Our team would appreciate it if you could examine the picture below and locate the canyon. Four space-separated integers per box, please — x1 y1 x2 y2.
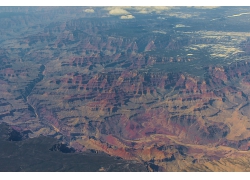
1 6 250 171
